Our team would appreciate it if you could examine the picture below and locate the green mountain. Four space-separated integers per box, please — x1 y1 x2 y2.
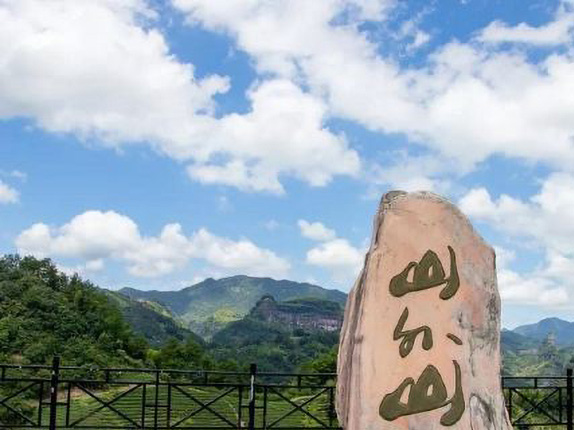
500 329 539 355
119 276 347 338
209 296 342 372
106 291 203 347
514 317 574 345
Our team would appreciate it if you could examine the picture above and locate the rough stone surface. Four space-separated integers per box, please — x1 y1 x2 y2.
336 191 511 430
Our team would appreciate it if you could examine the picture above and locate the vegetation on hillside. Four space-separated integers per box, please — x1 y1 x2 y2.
106 290 203 347
0 255 210 370
4 253 574 379
209 305 340 373
120 275 347 338
0 255 147 366
0 255 342 374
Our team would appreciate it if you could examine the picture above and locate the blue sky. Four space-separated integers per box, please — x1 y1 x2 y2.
1 0 574 328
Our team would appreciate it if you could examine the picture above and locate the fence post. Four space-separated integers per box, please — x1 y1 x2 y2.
568 368 573 430
248 363 257 430
49 356 60 430
154 370 160 430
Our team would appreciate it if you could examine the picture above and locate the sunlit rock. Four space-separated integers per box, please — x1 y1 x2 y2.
337 191 511 430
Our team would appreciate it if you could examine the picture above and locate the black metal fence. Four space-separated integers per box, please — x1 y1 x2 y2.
1 358 573 429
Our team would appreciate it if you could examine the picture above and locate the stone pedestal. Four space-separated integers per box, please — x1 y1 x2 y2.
337 191 511 430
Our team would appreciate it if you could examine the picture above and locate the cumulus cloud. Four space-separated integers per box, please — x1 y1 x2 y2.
174 0 574 177
367 152 456 196
460 172 574 308
460 172 574 254
298 220 336 242
16 210 290 278
478 0 574 46
306 238 364 284
298 219 364 284
0 0 359 194
0 180 19 204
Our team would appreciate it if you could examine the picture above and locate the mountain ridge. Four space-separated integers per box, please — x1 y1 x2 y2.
514 317 574 345
118 275 347 338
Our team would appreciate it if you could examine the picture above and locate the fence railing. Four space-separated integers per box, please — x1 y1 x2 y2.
0 358 573 429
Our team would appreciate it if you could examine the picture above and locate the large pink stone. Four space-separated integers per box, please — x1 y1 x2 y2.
337 191 511 430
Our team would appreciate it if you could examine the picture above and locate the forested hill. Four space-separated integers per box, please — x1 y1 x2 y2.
0 255 148 366
119 276 347 338
0 255 215 370
105 291 204 347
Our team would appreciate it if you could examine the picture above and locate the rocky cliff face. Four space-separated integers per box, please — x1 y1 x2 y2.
252 295 343 332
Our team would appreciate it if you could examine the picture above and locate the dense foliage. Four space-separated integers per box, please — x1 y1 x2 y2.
0 255 334 374
209 315 339 373
0 255 210 370
0 255 148 366
107 290 204 347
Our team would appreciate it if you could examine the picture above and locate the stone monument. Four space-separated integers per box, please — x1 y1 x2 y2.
336 191 511 430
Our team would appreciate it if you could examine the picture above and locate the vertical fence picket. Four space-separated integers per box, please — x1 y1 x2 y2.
568 368 573 430
154 371 160 430
48 356 60 430
329 386 335 427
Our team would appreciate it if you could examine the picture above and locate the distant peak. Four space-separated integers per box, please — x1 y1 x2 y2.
540 317 572 324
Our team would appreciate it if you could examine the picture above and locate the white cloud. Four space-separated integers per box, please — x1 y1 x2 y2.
58 258 105 277
460 172 574 308
0 0 359 194
16 210 290 278
0 180 19 204
189 228 290 276
497 268 569 307
297 219 364 284
367 152 456 195
460 172 574 254
298 220 336 242
478 1 574 46
186 79 359 194
306 238 364 284
174 0 574 178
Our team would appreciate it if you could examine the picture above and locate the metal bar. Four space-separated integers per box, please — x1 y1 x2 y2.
167 383 172 429
568 368 573 430
68 383 142 427
266 386 330 428
154 371 160 430
170 385 237 428
248 364 257 430
38 381 44 426
513 387 561 424
560 386 563 423
329 386 335 427
142 383 147 429
49 356 60 430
